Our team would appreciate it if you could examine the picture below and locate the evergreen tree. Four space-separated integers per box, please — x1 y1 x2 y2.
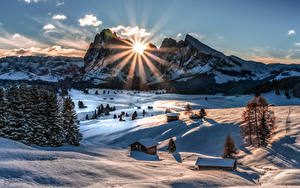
83 89 89 94
132 111 138 120
86 114 89 120
92 110 97 119
0 86 8 136
184 103 192 115
142 109 146 117
97 106 102 115
257 96 275 146
5 84 31 144
44 90 65 146
95 90 98 95
78 101 86 108
62 97 82 146
285 89 291 99
241 96 276 147
166 138 176 153
222 134 237 159
199 108 207 118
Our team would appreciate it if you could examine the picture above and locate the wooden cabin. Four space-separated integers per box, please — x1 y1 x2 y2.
166 113 179 122
195 157 237 171
130 138 158 155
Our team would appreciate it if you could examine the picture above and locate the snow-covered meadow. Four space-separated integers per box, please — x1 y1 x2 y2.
1 89 300 187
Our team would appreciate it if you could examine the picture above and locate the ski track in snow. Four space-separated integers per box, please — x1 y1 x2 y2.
1 89 300 187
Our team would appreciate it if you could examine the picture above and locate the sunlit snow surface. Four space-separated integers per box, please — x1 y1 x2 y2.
1 89 300 187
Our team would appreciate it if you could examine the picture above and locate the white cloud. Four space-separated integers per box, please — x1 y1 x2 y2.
56 2 64 6
24 0 39 3
288 30 296 35
43 24 55 32
78 14 102 27
295 43 300 47
110 25 151 39
52 14 67 20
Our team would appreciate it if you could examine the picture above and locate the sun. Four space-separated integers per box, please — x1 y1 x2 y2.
133 42 146 55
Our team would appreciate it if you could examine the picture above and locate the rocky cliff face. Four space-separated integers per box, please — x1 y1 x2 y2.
82 29 300 94
2 29 300 95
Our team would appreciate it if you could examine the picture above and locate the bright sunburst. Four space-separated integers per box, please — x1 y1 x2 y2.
87 26 171 90
133 42 146 55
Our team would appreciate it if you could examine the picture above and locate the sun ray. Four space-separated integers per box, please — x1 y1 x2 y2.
137 54 147 89
142 53 164 80
124 53 138 90
104 50 132 64
112 51 135 77
106 44 132 50
143 51 169 66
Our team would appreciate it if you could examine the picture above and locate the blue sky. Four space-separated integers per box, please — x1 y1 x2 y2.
0 0 299 63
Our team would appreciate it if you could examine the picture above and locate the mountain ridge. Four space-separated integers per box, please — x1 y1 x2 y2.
1 29 300 96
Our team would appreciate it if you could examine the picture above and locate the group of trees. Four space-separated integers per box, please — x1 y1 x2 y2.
88 104 116 120
0 84 82 147
241 96 276 147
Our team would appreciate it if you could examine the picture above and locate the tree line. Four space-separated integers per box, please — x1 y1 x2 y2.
0 84 82 147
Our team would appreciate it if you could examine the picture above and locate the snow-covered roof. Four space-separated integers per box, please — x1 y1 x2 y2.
137 138 158 148
166 113 179 117
195 157 236 168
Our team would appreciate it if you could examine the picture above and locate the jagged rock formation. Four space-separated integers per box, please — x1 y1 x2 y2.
82 29 300 94
2 29 300 95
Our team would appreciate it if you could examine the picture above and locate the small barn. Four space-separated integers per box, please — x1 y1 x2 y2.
195 157 237 171
130 138 158 155
166 113 179 122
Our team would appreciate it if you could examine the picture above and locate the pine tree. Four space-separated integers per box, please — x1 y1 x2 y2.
28 85 49 145
285 89 291 99
62 97 82 146
5 84 31 144
222 134 237 159
95 90 98 95
0 86 8 137
257 96 275 146
132 111 138 120
166 138 176 153
199 108 206 118
97 106 102 115
45 90 65 146
92 110 97 119
241 96 276 147
78 101 86 108
184 103 192 115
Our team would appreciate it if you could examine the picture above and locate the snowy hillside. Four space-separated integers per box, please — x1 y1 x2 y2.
1 90 300 187
0 56 83 82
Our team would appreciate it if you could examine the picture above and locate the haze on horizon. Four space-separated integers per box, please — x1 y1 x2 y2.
0 0 299 64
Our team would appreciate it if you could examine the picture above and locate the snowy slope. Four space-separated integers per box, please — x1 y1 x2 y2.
1 90 300 187
0 56 83 82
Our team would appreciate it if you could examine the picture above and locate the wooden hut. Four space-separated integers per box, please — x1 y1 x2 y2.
195 157 237 171
130 138 158 155
166 113 179 122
